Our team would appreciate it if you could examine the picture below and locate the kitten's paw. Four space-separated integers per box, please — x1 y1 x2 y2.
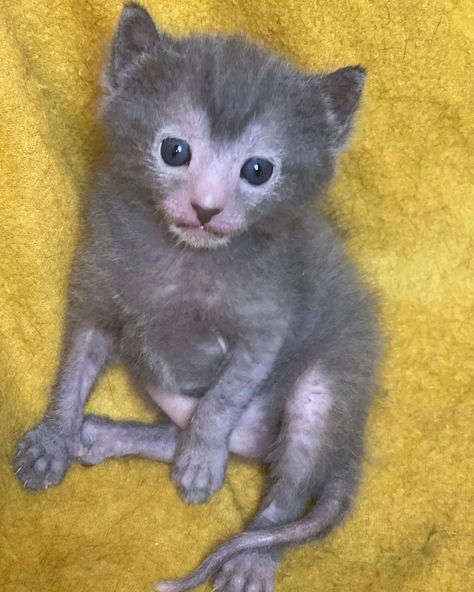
172 445 227 504
214 551 277 592
79 414 117 465
14 423 73 490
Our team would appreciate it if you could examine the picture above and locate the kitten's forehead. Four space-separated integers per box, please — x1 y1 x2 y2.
178 35 291 141
161 101 283 159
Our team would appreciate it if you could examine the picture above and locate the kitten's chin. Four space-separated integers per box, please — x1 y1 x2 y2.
168 223 232 250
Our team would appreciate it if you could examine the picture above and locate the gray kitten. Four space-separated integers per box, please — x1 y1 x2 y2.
14 3 381 591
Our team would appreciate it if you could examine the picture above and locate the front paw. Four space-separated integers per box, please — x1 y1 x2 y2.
172 442 228 504
14 422 74 490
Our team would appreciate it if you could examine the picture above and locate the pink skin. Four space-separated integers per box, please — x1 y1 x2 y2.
150 107 282 247
148 387 275 459
163 155 243 247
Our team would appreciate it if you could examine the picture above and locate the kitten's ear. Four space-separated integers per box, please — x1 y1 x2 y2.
319 66 366 152
104 3 171 91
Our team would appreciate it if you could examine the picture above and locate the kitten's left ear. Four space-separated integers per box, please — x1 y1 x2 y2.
319 66 367 152
104 3 173 91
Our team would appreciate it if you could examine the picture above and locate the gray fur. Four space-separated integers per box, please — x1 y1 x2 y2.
14 4 381 591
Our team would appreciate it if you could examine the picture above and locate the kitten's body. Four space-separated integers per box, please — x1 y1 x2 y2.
15 5 381 592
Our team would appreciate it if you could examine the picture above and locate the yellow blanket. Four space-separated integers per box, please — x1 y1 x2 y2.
1 1 472 590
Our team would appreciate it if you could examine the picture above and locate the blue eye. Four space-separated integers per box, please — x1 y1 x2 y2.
160 138 191 166
240 158 274 186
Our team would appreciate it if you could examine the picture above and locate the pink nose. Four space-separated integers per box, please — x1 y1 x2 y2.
191 203 222 225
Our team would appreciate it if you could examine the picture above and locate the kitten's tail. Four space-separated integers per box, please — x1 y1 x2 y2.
154 480 351 592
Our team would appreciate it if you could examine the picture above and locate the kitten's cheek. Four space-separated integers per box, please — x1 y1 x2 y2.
160 195 195 224
216 211 246 233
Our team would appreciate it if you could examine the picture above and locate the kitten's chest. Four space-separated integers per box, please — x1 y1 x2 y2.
115 243 277 393
118 265 236 393
120 305 231 394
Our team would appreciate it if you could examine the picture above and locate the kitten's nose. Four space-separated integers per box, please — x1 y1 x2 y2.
191 203 222 225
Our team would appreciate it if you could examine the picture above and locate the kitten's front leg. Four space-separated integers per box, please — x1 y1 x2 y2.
173 332 283 504
14 326 112 490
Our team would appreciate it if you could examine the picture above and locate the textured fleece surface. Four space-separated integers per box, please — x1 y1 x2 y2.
0 1 472 591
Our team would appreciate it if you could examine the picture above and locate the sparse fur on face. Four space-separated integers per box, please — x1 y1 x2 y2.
99 3 365 249
14 4 381 592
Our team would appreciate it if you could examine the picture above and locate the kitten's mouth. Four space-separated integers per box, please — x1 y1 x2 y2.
177 223 226 237
169 222 231 249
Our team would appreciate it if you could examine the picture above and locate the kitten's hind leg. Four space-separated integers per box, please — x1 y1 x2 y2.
159 364 357 592
79 415 179 465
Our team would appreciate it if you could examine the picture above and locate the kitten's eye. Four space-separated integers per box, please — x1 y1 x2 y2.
240 158 274 186
160 138 191 166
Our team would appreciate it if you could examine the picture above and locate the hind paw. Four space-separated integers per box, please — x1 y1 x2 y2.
214 551 277 592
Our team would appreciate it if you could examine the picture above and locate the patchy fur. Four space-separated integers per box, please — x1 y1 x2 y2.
13 4 382 592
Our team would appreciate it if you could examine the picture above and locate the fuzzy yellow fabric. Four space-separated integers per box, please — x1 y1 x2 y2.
1 1 472 591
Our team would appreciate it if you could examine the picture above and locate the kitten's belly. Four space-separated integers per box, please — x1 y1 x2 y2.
148 387 275 459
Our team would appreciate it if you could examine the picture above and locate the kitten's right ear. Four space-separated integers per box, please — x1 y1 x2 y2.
104 3 170 91
318 66 367 152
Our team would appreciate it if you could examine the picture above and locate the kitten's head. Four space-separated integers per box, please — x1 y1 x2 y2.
101 3 366 249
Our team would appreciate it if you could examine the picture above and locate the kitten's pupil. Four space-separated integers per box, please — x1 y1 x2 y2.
253 163 261 176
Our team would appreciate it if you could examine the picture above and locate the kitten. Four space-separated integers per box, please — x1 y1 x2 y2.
14 3 382 592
